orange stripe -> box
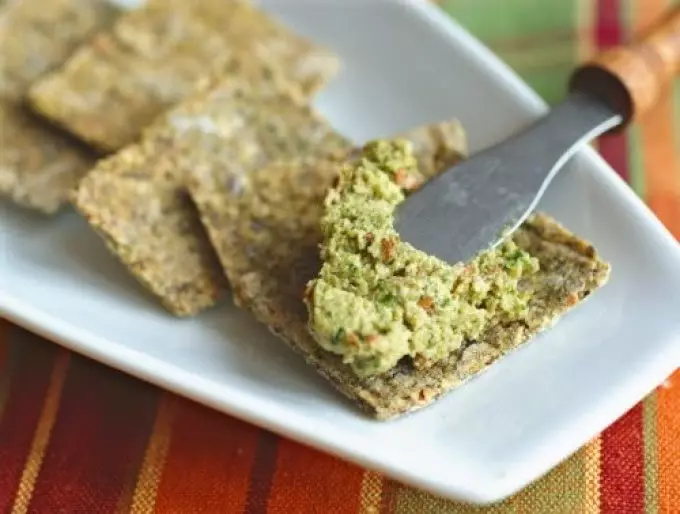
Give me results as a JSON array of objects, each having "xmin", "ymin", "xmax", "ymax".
[
  {"xmin": 10, "ymin": 351, "xmax": 70, "ymax": 514},
  {"xmin": 127, "ymin": 395, "xmax": 176, "ymax": 514},
  {"xmin": 153, "ymin": 399, "xmax": 259, "ymax": 513},
  {"xmin": 639, "ymin": 89, "xmax": 680, "ymax": 237},
  {"xmin": 635, "ymin": 0, "xmax": 680, "ymax": 237},
  {"xmin": 657, "ymin": 370, "xmax": 680, "ymax": 514},
  {"xmin": 267, "ymin": 439, "xmax": 365, "ymax": 513},
  {"xmin": 633, "ymin": 2, "xmax": 677, "ymax": 511}
]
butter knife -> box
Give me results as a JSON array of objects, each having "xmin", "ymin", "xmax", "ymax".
[{"xmin": 396, "ymin": 7, "xmax": 680, "ymax": 264}]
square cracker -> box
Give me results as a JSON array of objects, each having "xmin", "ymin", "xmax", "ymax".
[
  {"xmin": 0, "ymin": 0, "xmax": 119, "ymax": 213},
  {"xmin": 28, "ymin": 0, "xmax": 340, "ymax": 153},
  {"xmin": 0, "ymin": 0, "xmax": 119, "ymax": 97},
  {"xmin": 193, "ymin": 122, "xmax": 611, "ymax": 420},
  {"xmin": 72, "ymin": 59, "xmax": 349, "ymax": 317}
]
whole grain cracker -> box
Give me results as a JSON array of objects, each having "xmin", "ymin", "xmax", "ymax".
[
  {"xmin": 28, "ymin": 0, "xmax": 340, "ymax": 153},
  {"xmin": 195, "ymin": 122, "xmax": 610, "ymax": 419},
  {"xmin": 72, "ymin": 59, "xmax": 349, "ymax": 316},
  {"xmin": 0, "ymin": 0, "xmax": 119, "ymax": 213},
  {"xmin": 0, "ymin": 103, "xmax": 98, "ymax": 212},
  {"xmin": 0, "ymin": 0, "xmax": 119, "ymax": 97}
]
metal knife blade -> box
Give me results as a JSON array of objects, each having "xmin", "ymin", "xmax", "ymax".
[{"xmin": 394, "ymin": 92, "xmax": 622, "ymax": 264}]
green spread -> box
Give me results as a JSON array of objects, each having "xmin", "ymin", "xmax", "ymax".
[{"xmin": 305, "ymin": 140, "xmax": 540, "ymax": 377}]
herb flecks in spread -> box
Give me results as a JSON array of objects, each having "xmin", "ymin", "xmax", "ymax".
[{"xmin": 305, "ymin": 140, "xmax": 539, "ymax": 377}]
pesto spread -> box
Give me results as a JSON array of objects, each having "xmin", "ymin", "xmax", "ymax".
[{"xmin": 305, "ymin": 140, "xmax": 539, "ymax": 377}]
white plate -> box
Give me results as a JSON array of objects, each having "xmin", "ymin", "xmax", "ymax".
[{"xmin": 1, "ymin": 0, "xmax": 680, "ymax": 505}]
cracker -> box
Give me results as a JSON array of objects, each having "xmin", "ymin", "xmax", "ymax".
[
  {"xmin": 0, "ymin": 103, "xmax": 98, "ymax": 213},
  {"xmin": 72, "ymin": 59, "xmax": 349, "ymax": 316},
  {"xmin": 0, "ymin": 0, "xmax": 119, "ymax": 97},
  {"xmin": 28, "ymin": 0, "xmax": 340, "ymax": 153},
  {"xmin": 0, "ymin": 0, "xmax": 119, "ymax": 213},
  {"xmin": 197, "ymin": 122, "xmax": 610, "ymax": 420}
]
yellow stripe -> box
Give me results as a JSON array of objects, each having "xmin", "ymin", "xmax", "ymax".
[
  {"xmin": 10, "ymin": 351, "xmax": 70, "ymax": 514},
  {"xmin": 128, "ymin": 395, "xmax": 176, "ymax": 514},
  {"xmin": 576, "ymin": 0, "xmax": 596, "ymax": 61},
  {"xmin": 643, "ymin": 395, "xmax": 659, "ymax": 514},
  {"xmin": 359, "ymin": 471, "xmax": 384, "ymax": 514},
  {"xmin": 582, "ymin": 436, "xmax": 602, "ymax": 514}
]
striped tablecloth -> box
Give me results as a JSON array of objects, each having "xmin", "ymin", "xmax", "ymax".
[{"xmin": 1, "ymin": 0, "xmax": 679, "ymax": 512}]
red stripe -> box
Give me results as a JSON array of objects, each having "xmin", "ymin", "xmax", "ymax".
[
  {"xmin": 28, "ymin": 354, "xmax": 158, "ymax": 512},
  {"xmin": 0, "ymin": 324, "xmax": 8, "ymax": 374},
  {"xmin": 154, "ymin": 399, "xmax": 261, "ymax": 513},
  {"xmin": 380, "ymin": 478, "xmax": 399, "ymax": 513},
  {"xmin": 595, "ymin": 0, "xmax": 624, "ymax": 48},
  {"xmin": 0, "ymin": 321, "xmax": 12, "ymax": 420},
  {"xmin": 0, "ymin": 330, "xmax": 57, "ymax": 512},
  {"xmin": 595, "ymin": 0, "xmax": 629, "ymax": 182},
  {"xmin": 600, "ymin": 403, "xmax": 645, "ymax": 514},
  {"xmin": 244, "ymin": 430, "xmax": 279, "ymax": 514},
  {"xmin": 598, "ymin": 134, "xmax": 630, "ymax": 182},
  {"xmin": 266, "ymin": 439, "xmax": 364, "ymax": 513}
]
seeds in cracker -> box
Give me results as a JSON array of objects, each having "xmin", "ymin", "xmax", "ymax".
[
  {"xmin": 72, "ymin": 59, "xmax": 349, "ymax": 317},
  {"xmin": 28, "ymin": 0, "xmax": 340, "ymax": 153},
  {"xmin": 193, "ymin": 121, "xmax": 610, "ymax": 419},
  {"xmin": 0, "ymin": 0, "xmax": 119, "ymax": 213}
]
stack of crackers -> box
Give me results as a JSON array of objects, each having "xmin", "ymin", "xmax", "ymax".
[{"xmin": 1, "ymin": 0, "xmax": 610, "ymax": 419}]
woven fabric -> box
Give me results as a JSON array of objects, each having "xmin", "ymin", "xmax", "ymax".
[{"xmin": 1, "ymin": 0, "xmax": 679, "ymax": 512}]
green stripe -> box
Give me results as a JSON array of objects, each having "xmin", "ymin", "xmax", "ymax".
[
  {"xmin": 441, "ymin": 0, "xmax": 578, "ymax": 104},
  {"xmin": 393, "ymin": 484, "xmax": 516, "ymax": 513},
  {"xmin": 392, "ymin": 450, "xmax": 587, "ymax": 513},
  {"xmin": 628, "ymin": 124, "xmax": 646, "ymax": 198},
  {"xmin": 514, "ymin": 453, "xmax": 587, "ymax": 513},
  {"xmin": 498, "ymin": 39, "xmax": 574, "ymax": 104},
  {"xmin": 441, "ymin": 0, "xmax": 576, "ymax": 42},
  {"xmin": 622, "ymin": 0, "xmax": 634, "ymax": 38}
]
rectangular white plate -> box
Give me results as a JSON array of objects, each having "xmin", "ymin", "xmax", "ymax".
[{"xmin": 2, "ymin": 0, "xmax": 680, "ymax": 504}]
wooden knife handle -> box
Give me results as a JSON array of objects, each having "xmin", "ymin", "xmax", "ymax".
[{"xmin": 569, "ymin": 6, "xmax": 680, "ymax": 129}]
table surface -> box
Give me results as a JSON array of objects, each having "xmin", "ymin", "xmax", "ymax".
[{"xmin": 1, "ymin": 0, "xmax": 679, "ymax": 512}]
